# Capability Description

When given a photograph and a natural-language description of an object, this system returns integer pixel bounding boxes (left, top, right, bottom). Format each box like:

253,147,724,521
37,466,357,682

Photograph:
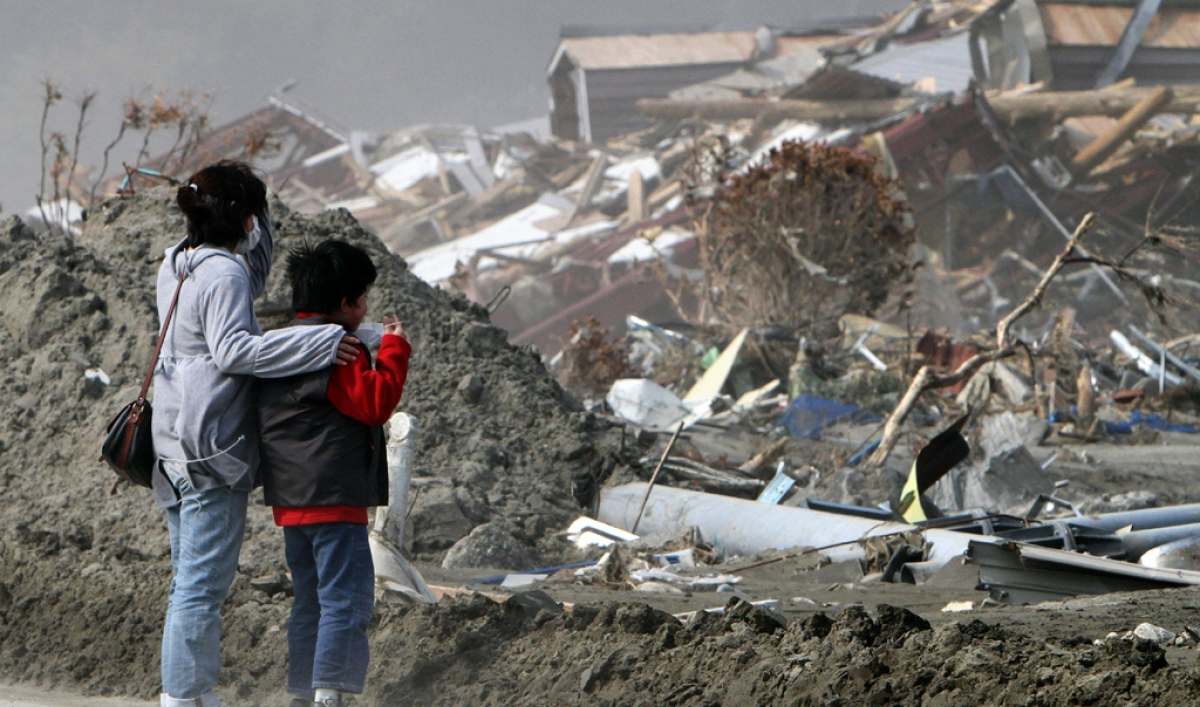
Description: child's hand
335,336,361,365
383,314,405,339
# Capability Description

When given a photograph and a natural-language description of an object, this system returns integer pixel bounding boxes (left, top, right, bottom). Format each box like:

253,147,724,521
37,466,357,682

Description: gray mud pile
0,188,624,700
367,594,1200,707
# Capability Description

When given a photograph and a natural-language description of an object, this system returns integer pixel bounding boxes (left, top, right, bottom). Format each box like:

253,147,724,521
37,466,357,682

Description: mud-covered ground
360,588,1200,707
1,190,1200,706
4,436,1200,706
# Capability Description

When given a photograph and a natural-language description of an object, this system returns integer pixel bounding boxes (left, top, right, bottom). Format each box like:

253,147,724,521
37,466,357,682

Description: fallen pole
632,422,684,535
635,88,1200,125
1070,86,1173,177
636,96,924,123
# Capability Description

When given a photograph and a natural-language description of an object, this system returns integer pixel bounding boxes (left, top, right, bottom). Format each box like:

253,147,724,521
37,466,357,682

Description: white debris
564,516,639,548
1133,623,1176,645
499,574,548,590
606,379,691,429
655,548,696,568
633,581,685,594
84,368,111,386
629,567,741,590
941,601,974,613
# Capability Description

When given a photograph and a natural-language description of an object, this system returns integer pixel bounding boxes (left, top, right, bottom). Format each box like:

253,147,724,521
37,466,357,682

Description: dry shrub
557,316,639,399
692,140,914,339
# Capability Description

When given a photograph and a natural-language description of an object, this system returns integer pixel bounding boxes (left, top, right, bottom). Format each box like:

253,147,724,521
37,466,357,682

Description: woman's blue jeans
284,522,375,695
161,465,248,700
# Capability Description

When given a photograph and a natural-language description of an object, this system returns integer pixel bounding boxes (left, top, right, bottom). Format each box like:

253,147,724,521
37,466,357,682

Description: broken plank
1070,86,1172,177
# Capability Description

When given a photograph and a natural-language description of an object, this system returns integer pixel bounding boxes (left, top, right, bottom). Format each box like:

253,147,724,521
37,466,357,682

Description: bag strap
137,268,187,403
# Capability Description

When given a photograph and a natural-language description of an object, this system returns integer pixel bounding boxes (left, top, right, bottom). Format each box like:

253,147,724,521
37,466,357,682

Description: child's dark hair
286,239,378,315
176,160,267,250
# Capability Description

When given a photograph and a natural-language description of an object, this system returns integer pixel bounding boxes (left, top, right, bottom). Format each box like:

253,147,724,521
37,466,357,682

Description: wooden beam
636,88,1200,125
992,86,1195,122
636,97,922,123
390,191,469,230
1070,86,1173,176
626,169,646,223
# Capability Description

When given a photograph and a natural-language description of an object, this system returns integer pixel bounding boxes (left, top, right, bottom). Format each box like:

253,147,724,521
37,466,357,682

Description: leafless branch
866,212,1097,469
35,80,63,236
64,92,94,207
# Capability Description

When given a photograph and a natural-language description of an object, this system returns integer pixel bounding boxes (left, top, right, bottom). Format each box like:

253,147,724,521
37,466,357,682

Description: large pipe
1121,522,1200,561
1140,536,1200,570
598,483,976,568
1073,503,1200,533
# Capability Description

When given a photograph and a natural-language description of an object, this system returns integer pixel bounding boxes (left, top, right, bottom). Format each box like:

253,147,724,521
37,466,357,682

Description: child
257,239,410,707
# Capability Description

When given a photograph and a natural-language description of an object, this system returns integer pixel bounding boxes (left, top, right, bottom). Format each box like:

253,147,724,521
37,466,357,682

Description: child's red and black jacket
256,315,410,526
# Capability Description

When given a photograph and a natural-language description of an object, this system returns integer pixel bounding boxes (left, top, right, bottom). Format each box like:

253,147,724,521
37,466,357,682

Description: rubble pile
44,1,1200,366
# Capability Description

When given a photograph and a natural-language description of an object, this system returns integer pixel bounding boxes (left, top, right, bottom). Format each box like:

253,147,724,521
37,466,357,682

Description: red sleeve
326,335,411,426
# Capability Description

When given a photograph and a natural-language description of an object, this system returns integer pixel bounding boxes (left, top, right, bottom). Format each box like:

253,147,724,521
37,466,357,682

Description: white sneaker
313,688,345,706
160,690,222,707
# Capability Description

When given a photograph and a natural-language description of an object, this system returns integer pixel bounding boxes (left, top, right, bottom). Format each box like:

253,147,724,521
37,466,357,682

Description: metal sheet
1094,0,1165,87
969,540,1200,604
852,30,976,94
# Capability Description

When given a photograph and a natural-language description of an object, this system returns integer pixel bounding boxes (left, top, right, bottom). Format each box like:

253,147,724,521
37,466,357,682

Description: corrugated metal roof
1040,3,1200,47
851,30,975,94
555,31,832,71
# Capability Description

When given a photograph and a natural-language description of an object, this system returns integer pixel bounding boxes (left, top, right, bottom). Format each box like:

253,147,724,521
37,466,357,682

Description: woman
152,161,360,707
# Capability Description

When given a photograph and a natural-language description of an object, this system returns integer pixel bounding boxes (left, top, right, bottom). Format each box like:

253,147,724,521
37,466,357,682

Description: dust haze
0,0,907,215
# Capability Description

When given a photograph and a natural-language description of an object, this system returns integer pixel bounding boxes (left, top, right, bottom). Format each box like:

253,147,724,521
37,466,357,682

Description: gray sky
0,0,908,215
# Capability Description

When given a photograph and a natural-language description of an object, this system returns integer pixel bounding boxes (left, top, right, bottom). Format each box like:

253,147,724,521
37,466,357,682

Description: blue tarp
781,395,868,439
1050,409,1197,434
1104,410,1196,435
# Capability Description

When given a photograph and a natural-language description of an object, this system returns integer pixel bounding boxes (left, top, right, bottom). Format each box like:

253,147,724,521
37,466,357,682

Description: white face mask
234,216,262,255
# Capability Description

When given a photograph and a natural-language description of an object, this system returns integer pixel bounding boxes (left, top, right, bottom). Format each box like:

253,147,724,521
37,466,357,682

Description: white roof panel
851,31,974,95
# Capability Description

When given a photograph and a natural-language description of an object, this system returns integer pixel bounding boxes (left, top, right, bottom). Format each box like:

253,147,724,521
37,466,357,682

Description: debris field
8,0,1200,705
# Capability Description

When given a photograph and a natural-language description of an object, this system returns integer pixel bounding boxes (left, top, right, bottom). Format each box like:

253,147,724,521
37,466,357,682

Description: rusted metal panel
1039,3,1200,47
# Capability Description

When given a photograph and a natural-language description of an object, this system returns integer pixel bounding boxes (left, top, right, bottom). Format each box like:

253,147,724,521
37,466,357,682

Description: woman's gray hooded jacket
150,217,345,508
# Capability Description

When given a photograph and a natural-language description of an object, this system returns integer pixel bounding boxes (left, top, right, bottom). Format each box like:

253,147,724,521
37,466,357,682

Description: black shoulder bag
101,270,186,488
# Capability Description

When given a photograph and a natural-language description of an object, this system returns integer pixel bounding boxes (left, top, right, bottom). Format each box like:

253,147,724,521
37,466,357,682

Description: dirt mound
367,594,1200,707
0,189,625,700
69,188,625,556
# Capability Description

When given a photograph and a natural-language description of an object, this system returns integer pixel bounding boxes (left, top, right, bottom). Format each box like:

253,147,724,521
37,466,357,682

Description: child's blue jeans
284,522,375,695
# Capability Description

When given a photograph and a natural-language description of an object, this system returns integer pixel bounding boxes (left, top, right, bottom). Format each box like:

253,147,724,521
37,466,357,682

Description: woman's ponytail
176,161,265,250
